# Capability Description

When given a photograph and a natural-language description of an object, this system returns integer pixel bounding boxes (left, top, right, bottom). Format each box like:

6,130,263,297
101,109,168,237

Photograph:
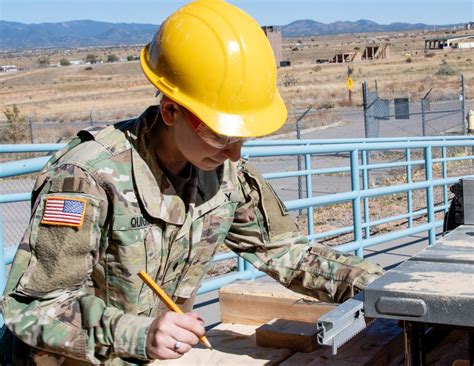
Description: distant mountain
0,20,157,49
281,19,463,37
0,19,465,50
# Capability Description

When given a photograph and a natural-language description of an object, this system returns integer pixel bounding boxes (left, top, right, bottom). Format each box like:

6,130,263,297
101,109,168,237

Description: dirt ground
2,28,474,143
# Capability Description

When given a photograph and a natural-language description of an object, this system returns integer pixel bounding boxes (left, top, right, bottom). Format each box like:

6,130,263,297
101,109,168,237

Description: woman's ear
160,97,180,127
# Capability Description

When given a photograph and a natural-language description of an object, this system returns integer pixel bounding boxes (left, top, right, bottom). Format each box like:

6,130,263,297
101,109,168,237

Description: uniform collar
129,106,236,225
131,106,187,225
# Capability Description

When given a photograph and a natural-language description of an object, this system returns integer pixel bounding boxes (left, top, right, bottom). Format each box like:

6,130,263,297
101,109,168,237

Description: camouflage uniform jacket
1,106,383,365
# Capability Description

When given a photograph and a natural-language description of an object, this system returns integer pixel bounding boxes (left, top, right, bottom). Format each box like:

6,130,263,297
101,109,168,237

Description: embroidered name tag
41,197,87,228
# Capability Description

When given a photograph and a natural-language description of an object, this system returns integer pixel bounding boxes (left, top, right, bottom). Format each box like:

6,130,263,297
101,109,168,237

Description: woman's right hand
145,311,205,359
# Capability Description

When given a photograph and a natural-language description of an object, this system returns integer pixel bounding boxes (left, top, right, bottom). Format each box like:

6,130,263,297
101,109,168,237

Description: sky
1,0,473,26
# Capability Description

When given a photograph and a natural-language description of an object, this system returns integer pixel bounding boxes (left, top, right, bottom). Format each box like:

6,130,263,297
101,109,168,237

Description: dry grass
1,28,474,142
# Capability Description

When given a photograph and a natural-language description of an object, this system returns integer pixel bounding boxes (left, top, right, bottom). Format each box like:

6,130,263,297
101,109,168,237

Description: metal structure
2,136,474,326
318,221,474,364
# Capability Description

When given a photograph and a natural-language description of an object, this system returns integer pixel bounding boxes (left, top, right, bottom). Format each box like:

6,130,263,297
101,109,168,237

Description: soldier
1,0,383,364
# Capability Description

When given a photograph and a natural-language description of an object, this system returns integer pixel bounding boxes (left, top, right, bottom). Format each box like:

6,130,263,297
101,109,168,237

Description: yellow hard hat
140,0,287,137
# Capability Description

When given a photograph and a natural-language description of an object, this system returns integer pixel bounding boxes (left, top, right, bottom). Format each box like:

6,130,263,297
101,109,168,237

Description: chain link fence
1,178,36,251
363,75,468,138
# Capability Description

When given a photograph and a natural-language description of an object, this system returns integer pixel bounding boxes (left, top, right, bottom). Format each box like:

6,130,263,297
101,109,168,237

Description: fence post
28,114,34,144
296,107,312,215
421,99,426,137
89,107,95,127
362,81,370,138
461,74,467,135
421,88,432,138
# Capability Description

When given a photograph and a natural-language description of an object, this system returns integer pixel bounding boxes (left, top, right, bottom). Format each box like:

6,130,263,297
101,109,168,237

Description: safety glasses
184,108,246,149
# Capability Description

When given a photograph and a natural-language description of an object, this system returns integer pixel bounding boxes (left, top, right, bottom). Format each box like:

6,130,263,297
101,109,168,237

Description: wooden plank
256,318,319,353
219,279,335,325
426,330,470,366
279,319,404,366
154,323,294,365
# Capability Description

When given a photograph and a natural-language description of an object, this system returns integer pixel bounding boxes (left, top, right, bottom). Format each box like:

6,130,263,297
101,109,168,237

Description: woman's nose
222,141,243,162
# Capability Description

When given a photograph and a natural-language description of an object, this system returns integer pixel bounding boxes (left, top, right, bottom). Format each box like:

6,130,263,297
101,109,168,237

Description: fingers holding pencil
138,270,213,359
146,312,204,359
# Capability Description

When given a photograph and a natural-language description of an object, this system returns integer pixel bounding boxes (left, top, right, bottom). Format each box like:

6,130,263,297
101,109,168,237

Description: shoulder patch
41,196,87,228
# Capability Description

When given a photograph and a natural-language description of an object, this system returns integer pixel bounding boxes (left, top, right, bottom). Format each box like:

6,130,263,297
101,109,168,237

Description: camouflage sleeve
1,165,154,363
224,161,384,303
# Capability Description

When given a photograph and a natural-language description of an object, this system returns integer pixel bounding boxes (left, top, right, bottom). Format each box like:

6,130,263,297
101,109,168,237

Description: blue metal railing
1,137,474,308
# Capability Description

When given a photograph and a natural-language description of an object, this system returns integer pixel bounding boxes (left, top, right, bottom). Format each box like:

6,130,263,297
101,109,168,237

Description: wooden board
425,330,470,366
256,318,319,353
219,278,335,325
279,319,404,366
154,323,294,365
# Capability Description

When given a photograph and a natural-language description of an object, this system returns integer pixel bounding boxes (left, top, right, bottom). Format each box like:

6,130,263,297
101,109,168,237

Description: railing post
238,257,245,273
350,149,363,257
0,210,5,326
362,82,370,138
243,257,256,280
441,146,448,211
361,150,370,239
406,148,413,228
424,146,436,245
304,152,314,241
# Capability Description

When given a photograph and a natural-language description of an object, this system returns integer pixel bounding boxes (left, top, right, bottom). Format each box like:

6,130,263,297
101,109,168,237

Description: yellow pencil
138,270,213,350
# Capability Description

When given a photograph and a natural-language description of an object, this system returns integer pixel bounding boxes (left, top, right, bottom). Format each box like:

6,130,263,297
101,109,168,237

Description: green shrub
37,56,50,67
435,64,457,76
107,54,119,63
85,54,98,64
59,58,70,66
1,105,29,143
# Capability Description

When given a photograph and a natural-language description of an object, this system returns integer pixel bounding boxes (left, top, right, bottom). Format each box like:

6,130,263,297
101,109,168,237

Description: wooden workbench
155,319,469,365
156,263,471,365
157,279,405,365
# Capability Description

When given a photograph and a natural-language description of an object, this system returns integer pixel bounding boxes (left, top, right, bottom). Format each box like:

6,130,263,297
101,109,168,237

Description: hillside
0,19,464,49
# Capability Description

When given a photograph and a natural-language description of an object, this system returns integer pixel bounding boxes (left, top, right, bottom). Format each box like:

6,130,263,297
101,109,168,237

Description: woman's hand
145,312,205,359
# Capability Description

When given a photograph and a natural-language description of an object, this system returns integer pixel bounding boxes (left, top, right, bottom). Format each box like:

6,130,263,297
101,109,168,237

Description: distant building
0,65,18,73
316,44,389,64
425,35,474,50
262,26,283,67
466,22,474,30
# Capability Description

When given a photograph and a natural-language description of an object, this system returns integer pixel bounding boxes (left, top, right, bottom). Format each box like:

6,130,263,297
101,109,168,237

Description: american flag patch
41,197,87,228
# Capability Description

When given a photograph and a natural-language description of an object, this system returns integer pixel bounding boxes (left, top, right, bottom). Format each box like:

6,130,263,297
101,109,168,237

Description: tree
107,54,119,63
59,58,71,66
37,56,50,67
2,105,29,143
85,54,98,64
